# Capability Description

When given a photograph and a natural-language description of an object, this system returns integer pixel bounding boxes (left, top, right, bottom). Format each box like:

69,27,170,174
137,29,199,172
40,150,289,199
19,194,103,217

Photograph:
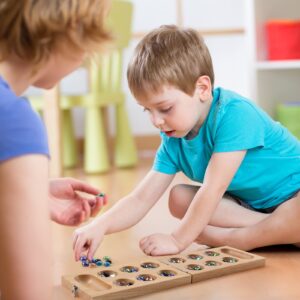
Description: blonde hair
0,0,112,66
127,25,214,99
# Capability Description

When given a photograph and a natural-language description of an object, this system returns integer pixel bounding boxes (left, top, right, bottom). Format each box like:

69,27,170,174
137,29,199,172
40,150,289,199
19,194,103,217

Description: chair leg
115,102,138,167
62,109,78,169
84,106,110,173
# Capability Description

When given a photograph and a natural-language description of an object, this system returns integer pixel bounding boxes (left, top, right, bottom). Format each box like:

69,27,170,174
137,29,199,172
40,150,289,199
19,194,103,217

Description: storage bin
266,20,300,60
276,102,300,139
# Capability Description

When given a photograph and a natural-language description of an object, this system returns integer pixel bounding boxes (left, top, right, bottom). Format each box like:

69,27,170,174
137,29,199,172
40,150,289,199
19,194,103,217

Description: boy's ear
195,75,212,102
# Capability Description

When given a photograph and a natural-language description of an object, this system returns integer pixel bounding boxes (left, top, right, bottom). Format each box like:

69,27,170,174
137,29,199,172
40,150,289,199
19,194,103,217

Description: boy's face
137,85,212,138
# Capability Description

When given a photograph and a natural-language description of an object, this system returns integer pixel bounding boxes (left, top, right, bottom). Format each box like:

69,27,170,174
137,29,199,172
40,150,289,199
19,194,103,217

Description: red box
266,20,300,60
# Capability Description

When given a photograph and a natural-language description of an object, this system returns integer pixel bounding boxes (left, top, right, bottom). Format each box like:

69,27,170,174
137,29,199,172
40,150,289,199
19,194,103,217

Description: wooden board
62,258,191,300
62,246,265,299
158,246,265,283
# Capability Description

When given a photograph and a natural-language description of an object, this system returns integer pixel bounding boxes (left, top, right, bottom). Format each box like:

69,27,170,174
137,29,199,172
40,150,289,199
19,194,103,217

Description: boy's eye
159,107,172,113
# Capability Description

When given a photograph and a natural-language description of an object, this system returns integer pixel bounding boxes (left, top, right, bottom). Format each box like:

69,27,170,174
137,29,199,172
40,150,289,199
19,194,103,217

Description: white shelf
246,0,300,116
256,60,300,70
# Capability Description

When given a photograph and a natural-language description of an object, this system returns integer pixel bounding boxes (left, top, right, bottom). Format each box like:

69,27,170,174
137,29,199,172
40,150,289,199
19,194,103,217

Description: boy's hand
139,233,184,256
49,177,107,226
73,219,106,261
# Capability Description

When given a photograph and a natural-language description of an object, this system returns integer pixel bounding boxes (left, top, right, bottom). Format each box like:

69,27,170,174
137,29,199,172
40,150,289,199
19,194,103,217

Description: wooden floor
53,156,300,300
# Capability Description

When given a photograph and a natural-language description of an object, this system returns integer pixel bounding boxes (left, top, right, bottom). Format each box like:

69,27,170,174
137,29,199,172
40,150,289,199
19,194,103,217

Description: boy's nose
152,113,164,128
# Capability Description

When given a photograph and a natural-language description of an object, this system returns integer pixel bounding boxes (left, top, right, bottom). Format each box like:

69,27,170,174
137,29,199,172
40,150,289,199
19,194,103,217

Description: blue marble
104,261,111,267
82,261,89,267
80,255,87,262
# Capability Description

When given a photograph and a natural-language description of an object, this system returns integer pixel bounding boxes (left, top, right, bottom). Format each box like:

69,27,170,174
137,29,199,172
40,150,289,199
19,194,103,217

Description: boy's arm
102,170,174,233
172,150,246,249
73,170,175,260
140,151,246,256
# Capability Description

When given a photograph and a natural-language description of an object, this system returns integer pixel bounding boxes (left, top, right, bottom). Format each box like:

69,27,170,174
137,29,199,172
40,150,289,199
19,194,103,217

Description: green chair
30,0,138,173
276,102,300,139
29,94,79,169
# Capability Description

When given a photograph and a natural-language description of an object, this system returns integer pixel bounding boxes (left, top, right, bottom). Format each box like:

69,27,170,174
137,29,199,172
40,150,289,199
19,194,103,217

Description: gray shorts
225,190,300,214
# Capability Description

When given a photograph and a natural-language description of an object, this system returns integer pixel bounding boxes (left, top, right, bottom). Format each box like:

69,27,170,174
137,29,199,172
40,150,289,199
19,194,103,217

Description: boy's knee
168,185,184,218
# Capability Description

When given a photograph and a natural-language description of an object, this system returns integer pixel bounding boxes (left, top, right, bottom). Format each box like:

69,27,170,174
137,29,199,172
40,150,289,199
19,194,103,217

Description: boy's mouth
164,130,176,137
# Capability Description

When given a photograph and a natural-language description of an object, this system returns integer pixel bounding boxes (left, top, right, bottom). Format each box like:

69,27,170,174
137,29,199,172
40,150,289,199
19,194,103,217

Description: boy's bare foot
195,226,255,251
195,226,233,248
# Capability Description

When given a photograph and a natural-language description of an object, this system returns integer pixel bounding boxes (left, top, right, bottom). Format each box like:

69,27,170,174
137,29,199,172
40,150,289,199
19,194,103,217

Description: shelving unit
256,60,300,70
246,0,300,116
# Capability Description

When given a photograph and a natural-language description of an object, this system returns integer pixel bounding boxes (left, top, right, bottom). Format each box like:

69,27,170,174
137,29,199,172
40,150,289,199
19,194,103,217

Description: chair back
90,0,133,94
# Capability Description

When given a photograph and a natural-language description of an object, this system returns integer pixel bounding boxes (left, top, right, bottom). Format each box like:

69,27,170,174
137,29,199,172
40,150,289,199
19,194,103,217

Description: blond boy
73,25,300,261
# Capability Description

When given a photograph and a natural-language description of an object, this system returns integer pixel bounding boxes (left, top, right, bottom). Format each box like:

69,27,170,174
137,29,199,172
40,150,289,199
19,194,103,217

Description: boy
73,25,300,261
0,1,110,299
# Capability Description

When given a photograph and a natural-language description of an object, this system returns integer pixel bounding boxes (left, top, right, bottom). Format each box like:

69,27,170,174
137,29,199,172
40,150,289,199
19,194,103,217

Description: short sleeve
213,101,265,152
0,98,49,161
152,136,179,174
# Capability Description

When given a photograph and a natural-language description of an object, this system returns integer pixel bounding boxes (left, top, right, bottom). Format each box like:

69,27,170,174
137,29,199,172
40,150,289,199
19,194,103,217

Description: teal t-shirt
153,87,300,209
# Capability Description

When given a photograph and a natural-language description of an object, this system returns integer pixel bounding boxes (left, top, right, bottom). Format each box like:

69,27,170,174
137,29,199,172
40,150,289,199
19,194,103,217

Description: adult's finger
90,197,104,217
82,199,91,222
70,178,101,195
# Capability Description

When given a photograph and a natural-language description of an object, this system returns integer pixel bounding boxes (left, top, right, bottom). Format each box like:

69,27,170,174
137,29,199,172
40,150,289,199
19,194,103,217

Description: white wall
26,0,250,137
123,0,250,136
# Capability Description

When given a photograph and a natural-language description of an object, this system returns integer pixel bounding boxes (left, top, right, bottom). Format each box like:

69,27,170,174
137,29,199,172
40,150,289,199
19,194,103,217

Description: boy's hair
0,0,112,66
127,25,214,99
